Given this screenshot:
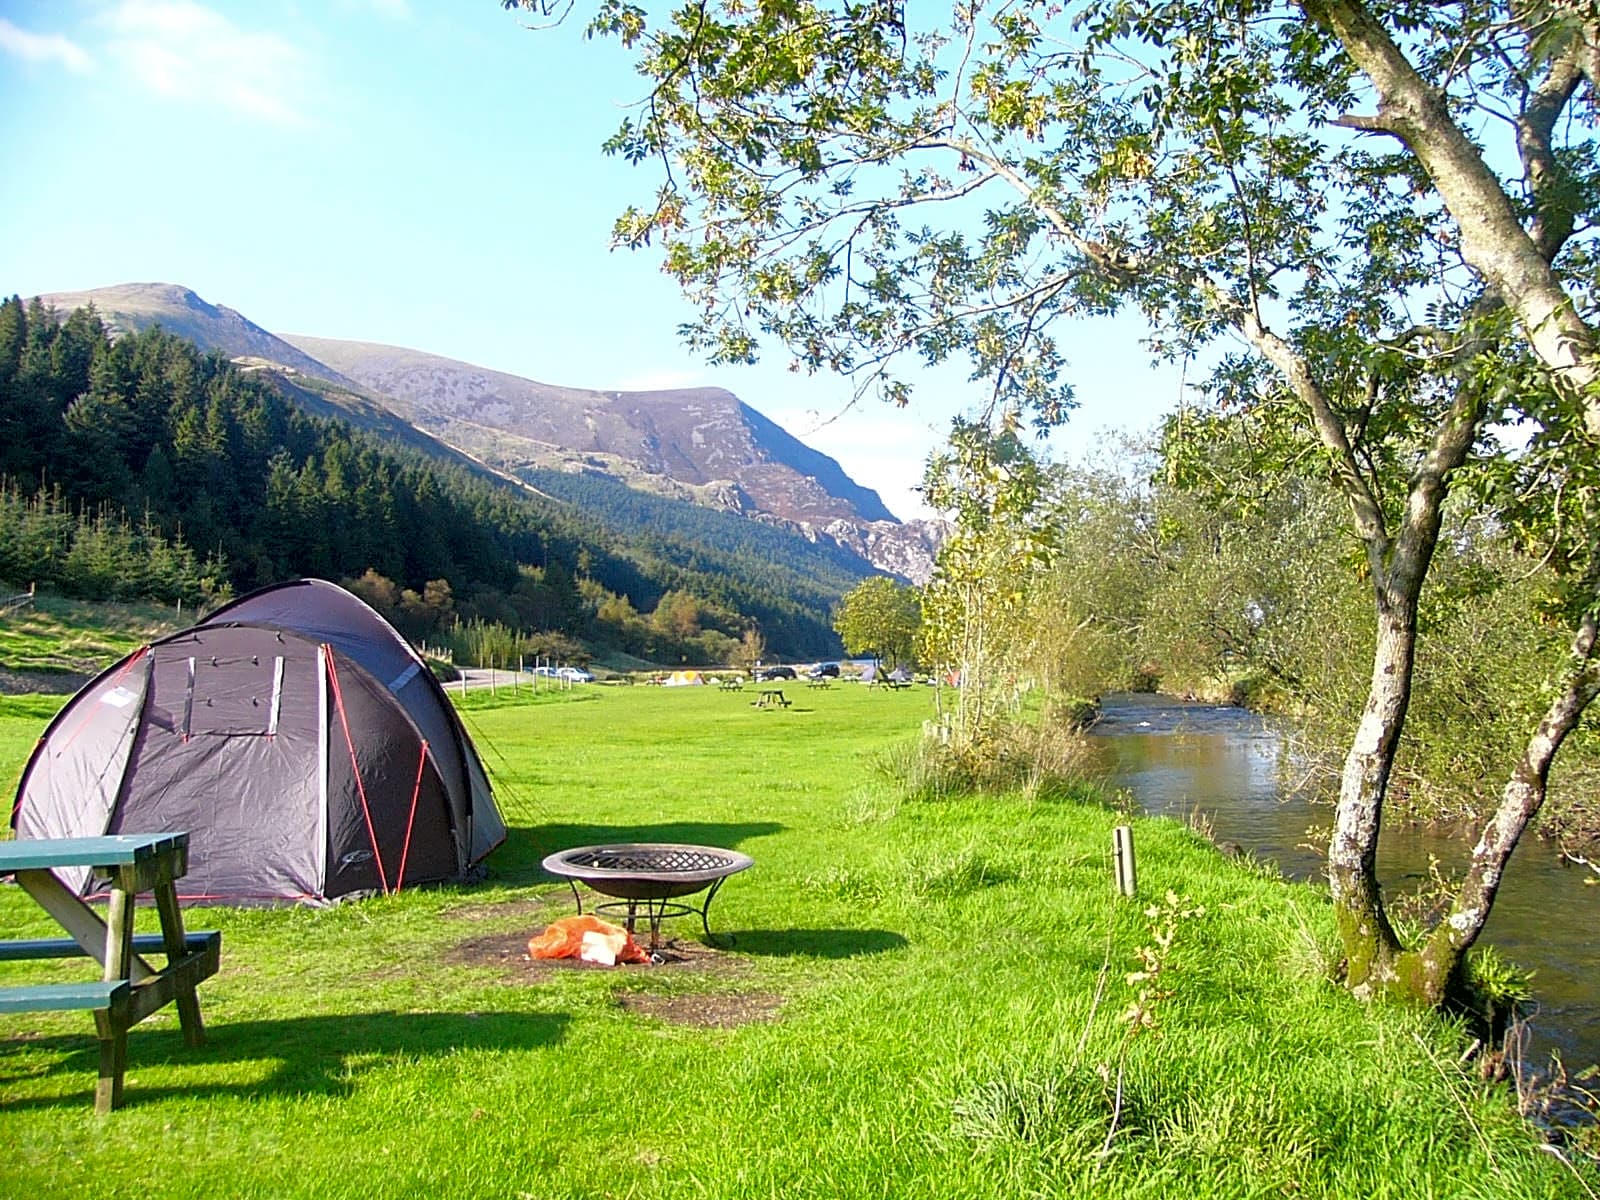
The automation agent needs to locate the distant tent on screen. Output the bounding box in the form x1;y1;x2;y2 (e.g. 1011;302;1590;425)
889;666;913;683
663;670;704;687
859;662;879;683
11;579;506;903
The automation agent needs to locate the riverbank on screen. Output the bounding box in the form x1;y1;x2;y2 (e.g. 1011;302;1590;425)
2;684;1594;1196
1087;692;1600;1087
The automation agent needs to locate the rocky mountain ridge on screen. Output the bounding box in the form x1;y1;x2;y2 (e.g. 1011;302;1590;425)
33;283;944;582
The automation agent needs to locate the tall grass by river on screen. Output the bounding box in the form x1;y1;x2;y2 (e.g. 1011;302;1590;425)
0;682;1593;1198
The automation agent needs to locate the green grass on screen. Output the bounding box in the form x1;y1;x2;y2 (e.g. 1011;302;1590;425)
1;682;1594;1198
0;592;180;678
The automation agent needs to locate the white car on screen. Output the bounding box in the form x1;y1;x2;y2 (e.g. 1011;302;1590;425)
556;666;594;683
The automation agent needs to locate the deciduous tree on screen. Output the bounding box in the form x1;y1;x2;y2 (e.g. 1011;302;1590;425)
833;574;921;670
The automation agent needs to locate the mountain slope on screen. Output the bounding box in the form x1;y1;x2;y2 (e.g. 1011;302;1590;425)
279;334;899;524
29;283;943;581
33;284;487;468
37;284;359;389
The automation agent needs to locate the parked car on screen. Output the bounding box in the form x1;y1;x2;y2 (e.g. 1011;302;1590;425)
759;665;797;680
556;666;594;683
807;662;841;678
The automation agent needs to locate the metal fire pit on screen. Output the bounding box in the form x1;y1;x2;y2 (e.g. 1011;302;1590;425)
540;843;753;947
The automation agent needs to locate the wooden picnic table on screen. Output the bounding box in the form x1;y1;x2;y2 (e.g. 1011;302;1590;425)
0;832;220;1113
752;688;791;709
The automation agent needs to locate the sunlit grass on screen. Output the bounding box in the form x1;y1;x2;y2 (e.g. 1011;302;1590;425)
0;682;1591;1198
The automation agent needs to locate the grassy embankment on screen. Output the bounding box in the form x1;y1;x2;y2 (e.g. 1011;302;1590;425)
0;674;1594;1196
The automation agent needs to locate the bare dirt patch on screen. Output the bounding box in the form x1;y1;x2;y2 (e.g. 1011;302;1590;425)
615;989;784;1028
438;902;787;1024
441;928;749;979
438;915;782;1028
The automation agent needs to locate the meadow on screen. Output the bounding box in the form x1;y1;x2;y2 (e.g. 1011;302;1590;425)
0;681;1594;1198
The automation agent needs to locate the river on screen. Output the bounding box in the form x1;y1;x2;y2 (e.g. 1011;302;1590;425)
1085;693;1600;1073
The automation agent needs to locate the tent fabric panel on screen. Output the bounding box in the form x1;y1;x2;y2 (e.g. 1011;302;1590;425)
204;579;497;866
201;579;417;696
464;744;506;865
109;629;326;901
12;652;153;893
392;670;470;854
408;663;506;865
323;649;459;898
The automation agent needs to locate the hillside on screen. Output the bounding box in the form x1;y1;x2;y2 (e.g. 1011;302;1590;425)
36;284;358;389
32;283;943;583
281;335;898;524
0;300;863;661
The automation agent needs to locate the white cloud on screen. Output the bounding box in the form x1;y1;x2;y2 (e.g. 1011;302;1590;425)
100;0;312;127
0;18;94;72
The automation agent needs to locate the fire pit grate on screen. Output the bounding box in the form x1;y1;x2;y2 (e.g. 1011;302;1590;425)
541;842;753;948
570;847;742;876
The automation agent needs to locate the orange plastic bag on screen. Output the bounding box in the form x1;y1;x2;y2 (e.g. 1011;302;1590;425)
528;915;650;965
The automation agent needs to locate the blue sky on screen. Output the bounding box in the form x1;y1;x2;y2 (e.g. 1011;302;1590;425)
0;0;1180;522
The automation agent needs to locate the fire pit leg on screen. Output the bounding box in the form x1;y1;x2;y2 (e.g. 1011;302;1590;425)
636;898;665;950
700;877;733;947
566;880;585;915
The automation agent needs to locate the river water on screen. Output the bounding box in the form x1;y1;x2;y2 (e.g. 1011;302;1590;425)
1085;693;1600;1073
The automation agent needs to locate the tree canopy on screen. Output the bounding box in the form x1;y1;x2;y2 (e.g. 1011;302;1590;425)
833;574;921;668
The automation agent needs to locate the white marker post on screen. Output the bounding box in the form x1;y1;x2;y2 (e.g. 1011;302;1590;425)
1112;826;1138;897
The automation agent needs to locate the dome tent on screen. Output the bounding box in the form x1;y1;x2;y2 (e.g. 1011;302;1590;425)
11;579;506;903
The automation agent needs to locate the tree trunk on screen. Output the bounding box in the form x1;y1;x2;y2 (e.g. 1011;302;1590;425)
1327;595;1412;995
1414;578;1600;1001
1234;311;1486;1001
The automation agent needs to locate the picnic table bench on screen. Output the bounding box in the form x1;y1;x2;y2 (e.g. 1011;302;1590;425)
0;832;220;1113
752;688;790;709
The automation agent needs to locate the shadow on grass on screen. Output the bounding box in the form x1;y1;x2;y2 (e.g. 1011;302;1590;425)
488;821;786;884
728;928;909;958
0;1008;569;1110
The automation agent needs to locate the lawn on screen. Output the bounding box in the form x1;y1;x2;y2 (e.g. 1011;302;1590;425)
0;682;1593;1198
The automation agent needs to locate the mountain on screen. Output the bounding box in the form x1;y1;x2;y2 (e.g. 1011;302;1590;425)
281;335;946;582
37;284;357;388
32;283;944;582
33;284;498;471
281;336;894;520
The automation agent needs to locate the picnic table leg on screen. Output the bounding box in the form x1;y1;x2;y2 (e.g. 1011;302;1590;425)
97;882;138;1113
92;993;130;1114
152;880;205;1047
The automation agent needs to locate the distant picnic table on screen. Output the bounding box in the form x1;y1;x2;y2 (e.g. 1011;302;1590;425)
752;688;791;709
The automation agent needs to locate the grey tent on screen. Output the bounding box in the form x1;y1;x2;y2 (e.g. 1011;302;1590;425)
10;579;506;903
